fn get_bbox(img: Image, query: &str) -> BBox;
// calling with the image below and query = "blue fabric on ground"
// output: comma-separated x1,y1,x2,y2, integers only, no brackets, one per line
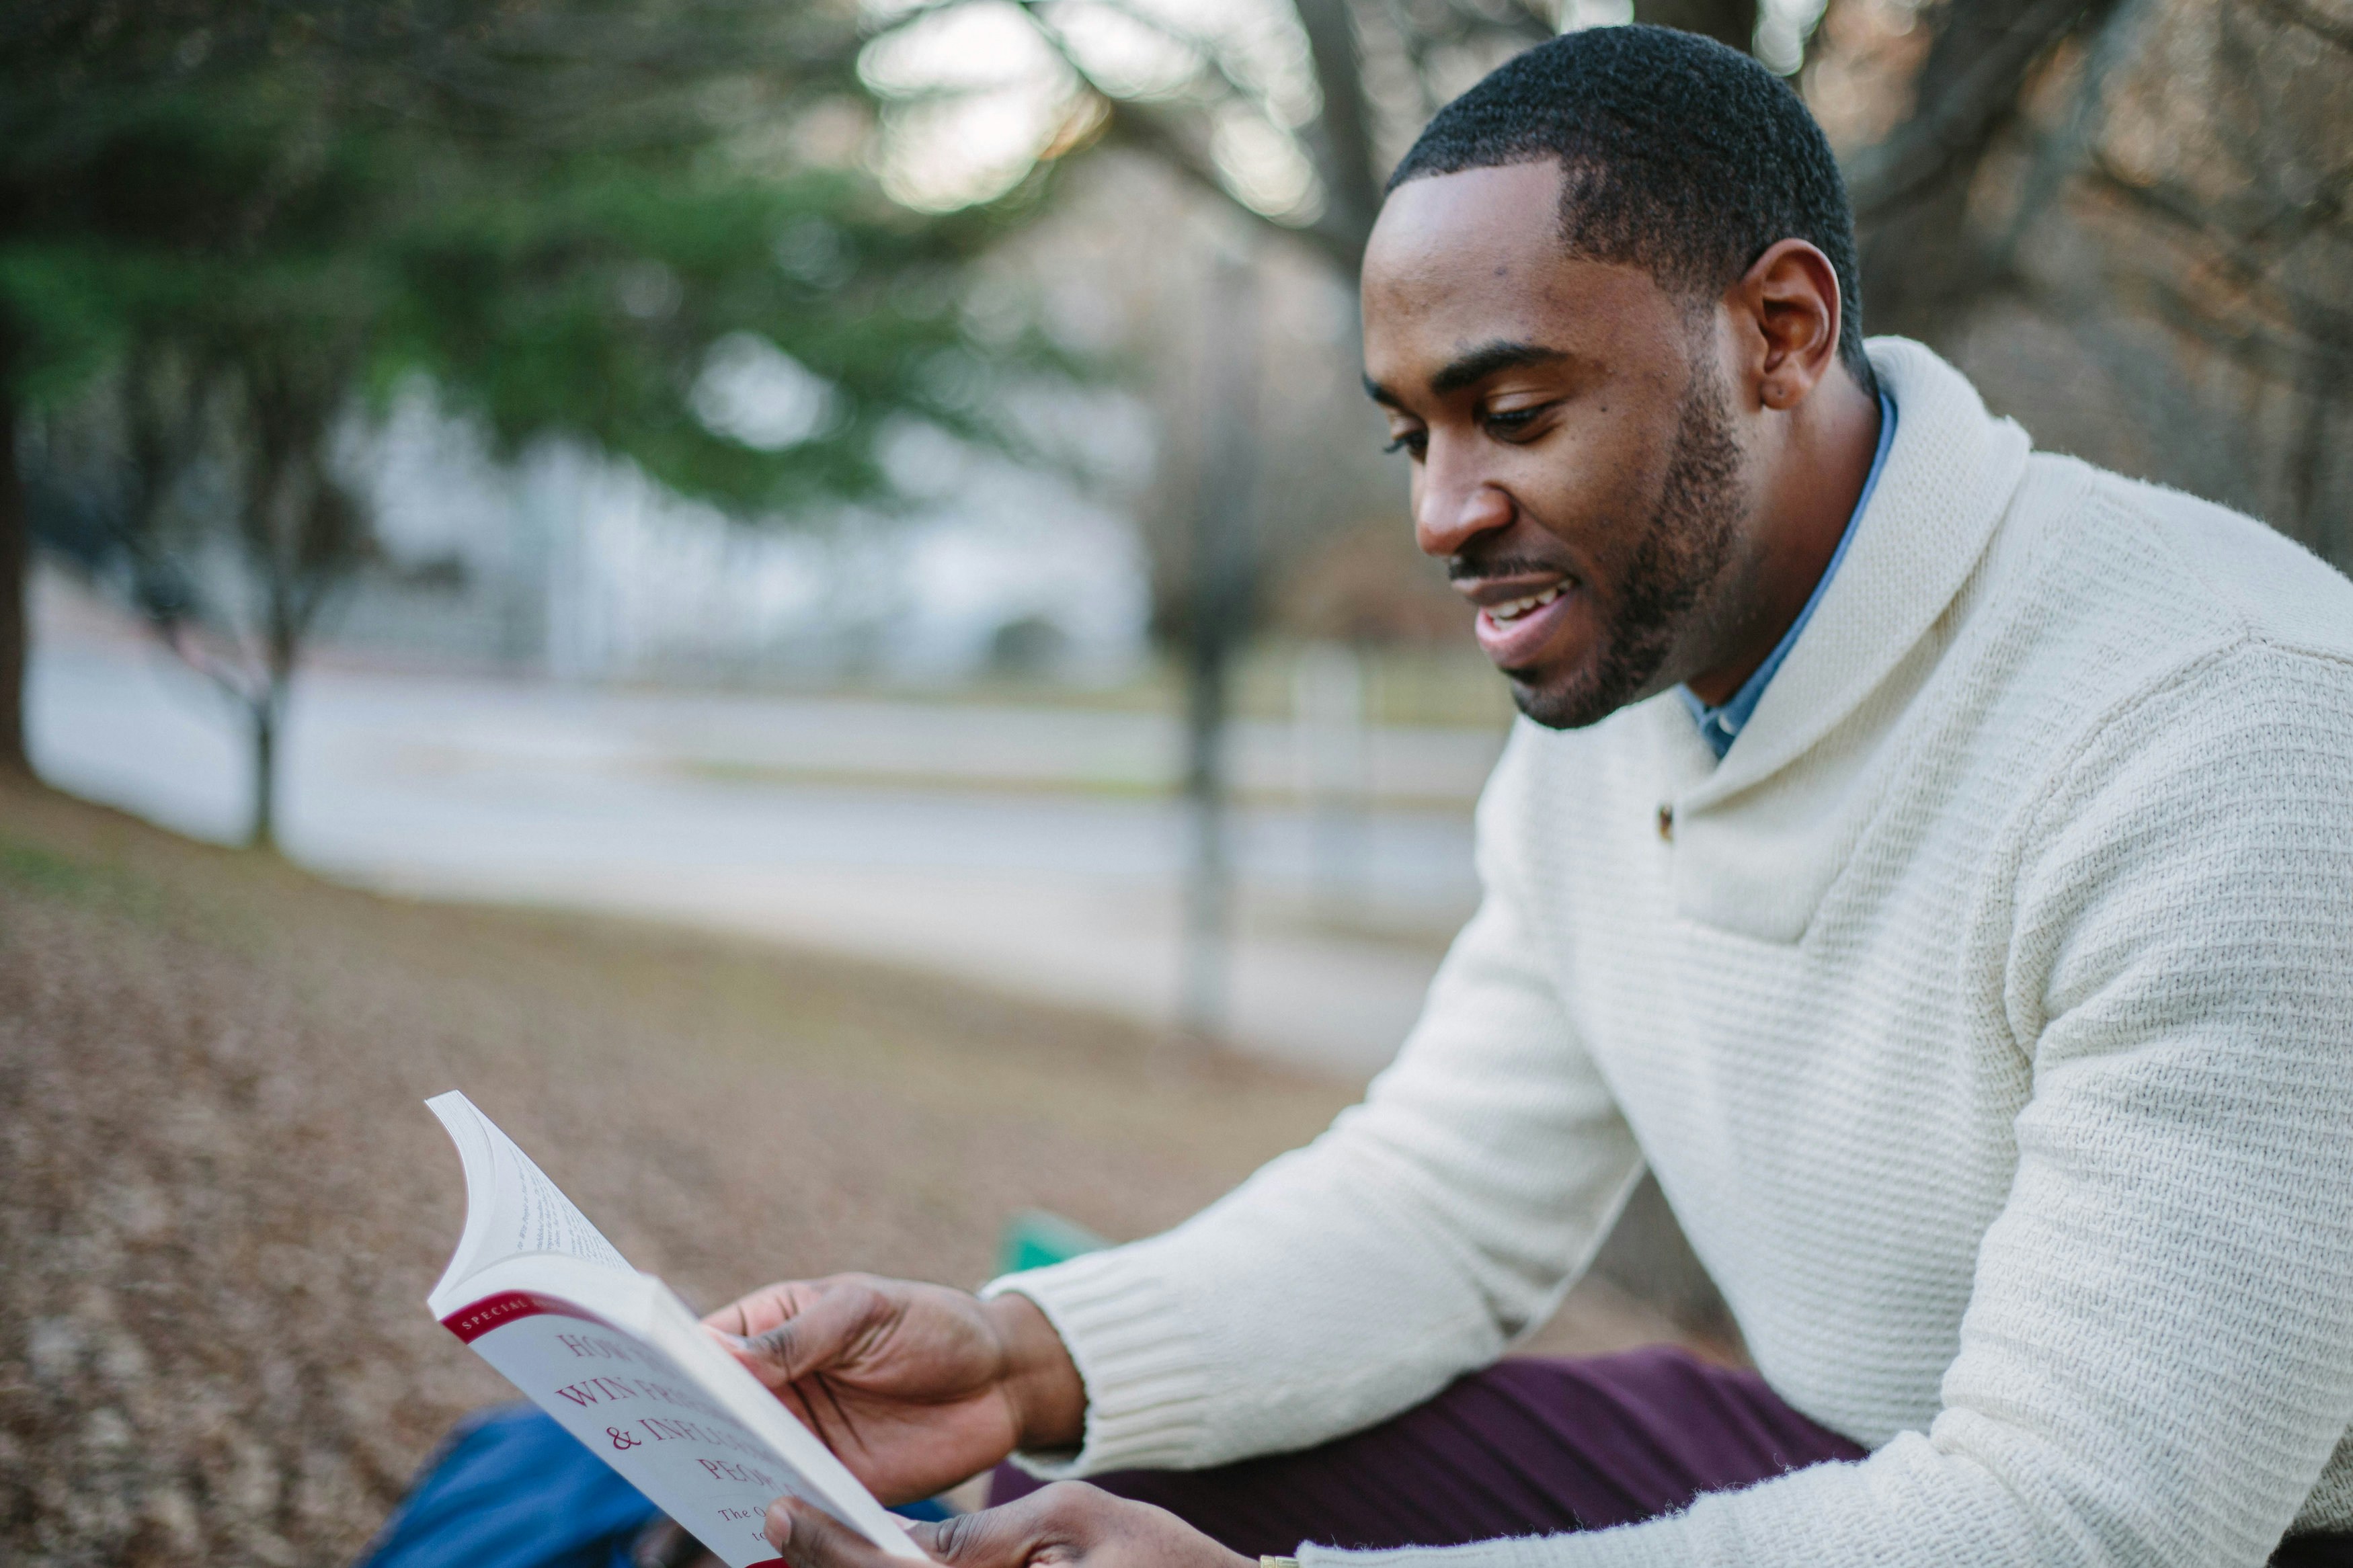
355,1405,660,1568
356,1405,955,1568
891,1497,955,1524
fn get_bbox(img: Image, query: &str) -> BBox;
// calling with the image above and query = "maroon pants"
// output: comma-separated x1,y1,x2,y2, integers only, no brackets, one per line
991,1346,2353,1564
988,1346,1861,1556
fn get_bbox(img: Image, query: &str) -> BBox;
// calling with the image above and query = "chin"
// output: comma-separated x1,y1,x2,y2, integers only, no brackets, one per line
1503,636,1669,731
1504,666,1621,731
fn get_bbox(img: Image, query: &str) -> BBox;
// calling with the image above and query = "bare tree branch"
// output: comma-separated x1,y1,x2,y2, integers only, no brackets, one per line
2081,162,2353,361
1470,0,1563,46
2247,0,2353,53
149,608,268,710
1293,0,1386,266
1093,95,1368,272
1983,0,2151,273
1050,0,1276,105
1848,0,2120,222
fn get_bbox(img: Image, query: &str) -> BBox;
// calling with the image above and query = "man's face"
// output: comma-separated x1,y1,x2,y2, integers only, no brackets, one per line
1361,161,1753,729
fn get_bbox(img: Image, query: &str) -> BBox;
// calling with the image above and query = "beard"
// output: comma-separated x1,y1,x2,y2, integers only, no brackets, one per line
1509,355,1744,731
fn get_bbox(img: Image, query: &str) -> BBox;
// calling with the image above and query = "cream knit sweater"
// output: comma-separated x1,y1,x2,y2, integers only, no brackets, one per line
986,341,2353,1567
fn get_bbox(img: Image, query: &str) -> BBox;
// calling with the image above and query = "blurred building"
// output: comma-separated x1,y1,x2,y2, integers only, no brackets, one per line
335,383,1154,688
327,143,1439,696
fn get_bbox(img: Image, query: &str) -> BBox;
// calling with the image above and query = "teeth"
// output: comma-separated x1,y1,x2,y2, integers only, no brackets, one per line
1488,585,1562,622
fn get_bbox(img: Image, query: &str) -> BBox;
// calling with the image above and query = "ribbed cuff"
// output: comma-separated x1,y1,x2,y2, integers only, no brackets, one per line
980,1249,1213,1478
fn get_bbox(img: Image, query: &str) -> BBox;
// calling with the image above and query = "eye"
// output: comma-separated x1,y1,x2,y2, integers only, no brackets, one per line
1382,427,1427,459
1482,405,1547,440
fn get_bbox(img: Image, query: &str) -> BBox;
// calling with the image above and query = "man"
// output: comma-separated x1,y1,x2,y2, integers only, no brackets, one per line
713,26,2353,1568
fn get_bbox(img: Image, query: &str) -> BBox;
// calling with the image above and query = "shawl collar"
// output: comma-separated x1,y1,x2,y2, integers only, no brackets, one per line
1680,339,2030,812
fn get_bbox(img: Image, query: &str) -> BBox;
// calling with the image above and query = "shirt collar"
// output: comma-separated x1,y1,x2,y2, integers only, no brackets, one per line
1680,386,1898,759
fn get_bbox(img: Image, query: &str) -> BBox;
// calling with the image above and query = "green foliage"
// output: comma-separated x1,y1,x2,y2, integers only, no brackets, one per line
0,0,1083,841
378,155,1039,511
0,1,1074,520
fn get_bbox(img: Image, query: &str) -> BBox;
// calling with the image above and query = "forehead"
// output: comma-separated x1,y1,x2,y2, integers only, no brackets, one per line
1361,162,1683,394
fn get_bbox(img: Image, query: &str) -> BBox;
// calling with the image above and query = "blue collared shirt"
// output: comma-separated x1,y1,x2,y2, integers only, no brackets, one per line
1680,388,1897,758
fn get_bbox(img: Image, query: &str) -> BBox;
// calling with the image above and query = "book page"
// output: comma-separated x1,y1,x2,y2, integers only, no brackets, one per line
427,1091,629,1294
500,1134,629,1268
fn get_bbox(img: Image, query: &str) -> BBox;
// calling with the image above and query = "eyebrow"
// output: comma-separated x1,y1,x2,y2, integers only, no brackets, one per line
1363,339,1572,407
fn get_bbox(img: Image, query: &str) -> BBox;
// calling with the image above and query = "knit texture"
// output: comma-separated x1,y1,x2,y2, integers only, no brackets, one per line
986,340,2353,1567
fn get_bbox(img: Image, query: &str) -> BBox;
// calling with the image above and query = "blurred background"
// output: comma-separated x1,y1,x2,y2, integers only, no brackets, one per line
2,1,2346,1562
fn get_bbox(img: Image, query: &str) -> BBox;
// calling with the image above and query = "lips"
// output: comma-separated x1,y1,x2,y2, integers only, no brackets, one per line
1486,584,1562,622
1470,579,1579,668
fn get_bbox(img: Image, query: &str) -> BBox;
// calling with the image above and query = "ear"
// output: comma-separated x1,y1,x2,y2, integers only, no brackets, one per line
1727,239,1843,414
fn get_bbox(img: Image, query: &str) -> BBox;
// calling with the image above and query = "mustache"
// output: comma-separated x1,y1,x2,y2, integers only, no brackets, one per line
1447,550,1572,582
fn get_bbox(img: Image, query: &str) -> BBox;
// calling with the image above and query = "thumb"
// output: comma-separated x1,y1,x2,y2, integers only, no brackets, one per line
740,1286,883,1391
766,1497,906,1568
906,1503,1053,1568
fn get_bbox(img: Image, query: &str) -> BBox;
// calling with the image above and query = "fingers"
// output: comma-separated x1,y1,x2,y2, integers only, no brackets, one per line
707,1278,891,1391
908,1483,1123,1568
766,1483,1224,1568
766,1497,918,1568
746,1283,888,1389
907,1501,1051,1568
704,1280,817,1341
765,1487,1090,1568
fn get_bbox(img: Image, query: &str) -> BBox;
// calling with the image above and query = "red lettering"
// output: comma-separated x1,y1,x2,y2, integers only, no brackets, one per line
554,1333,636,1362
696,1458,777,1489
555,1377,637,1407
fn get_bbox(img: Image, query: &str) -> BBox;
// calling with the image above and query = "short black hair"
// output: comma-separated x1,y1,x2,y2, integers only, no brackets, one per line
1388,25,1874,386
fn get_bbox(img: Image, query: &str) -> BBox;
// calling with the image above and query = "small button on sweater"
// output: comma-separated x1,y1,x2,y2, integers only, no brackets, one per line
986,340,2353,1567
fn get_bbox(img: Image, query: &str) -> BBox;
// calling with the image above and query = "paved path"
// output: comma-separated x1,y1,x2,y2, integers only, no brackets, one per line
26,599,1503,1077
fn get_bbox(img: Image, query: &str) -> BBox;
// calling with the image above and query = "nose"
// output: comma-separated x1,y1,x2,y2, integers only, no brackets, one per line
1412,444,1515,559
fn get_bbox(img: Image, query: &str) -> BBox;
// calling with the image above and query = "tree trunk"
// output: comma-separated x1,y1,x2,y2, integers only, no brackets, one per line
1634,0,1759,53
247,687,281,851
1174,246,1263,1047
2287,319,2341,569
1179,628,1234,1042
0,356,28,777
1291,0,1385,262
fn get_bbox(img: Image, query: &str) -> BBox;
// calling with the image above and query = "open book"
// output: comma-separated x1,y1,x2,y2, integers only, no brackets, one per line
425,1091,927,1567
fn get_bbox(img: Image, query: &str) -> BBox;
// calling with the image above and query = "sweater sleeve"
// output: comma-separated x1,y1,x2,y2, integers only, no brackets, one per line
1305,643,2353,1568
981,731,1645,1477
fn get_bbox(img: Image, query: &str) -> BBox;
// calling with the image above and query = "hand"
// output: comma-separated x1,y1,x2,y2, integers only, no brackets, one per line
766,1484,1257,1568
705,1274,1086,1503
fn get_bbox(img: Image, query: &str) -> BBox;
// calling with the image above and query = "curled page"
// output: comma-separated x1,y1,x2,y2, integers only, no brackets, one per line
423,1092,928,1567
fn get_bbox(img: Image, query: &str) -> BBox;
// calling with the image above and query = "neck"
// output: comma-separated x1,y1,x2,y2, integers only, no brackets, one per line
1683,368,1882,708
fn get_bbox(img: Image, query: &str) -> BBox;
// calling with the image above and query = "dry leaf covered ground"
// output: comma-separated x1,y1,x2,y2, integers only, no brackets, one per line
0,778,1684,1567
